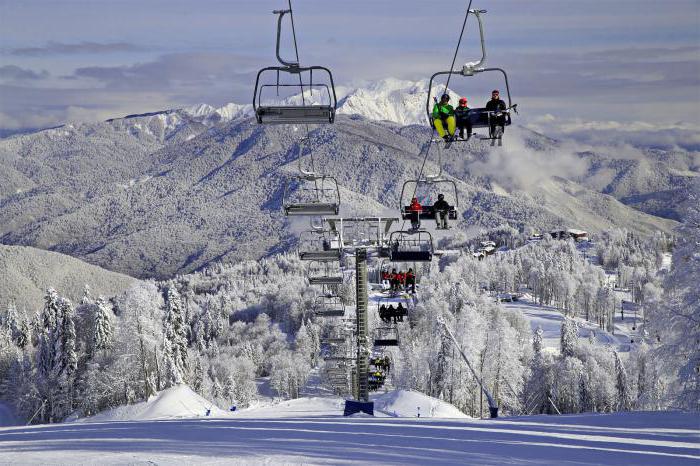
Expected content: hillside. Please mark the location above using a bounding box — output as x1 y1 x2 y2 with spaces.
0 108 679 279
0 80 689 279
0 244 138 313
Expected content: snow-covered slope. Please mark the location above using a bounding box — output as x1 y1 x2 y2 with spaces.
73 385 226 423
3 410 697 465
0 245 138 313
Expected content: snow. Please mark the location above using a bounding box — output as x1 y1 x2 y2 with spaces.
72 385 227 423
502 294 636 352
1 409 697 465
372 389 469 419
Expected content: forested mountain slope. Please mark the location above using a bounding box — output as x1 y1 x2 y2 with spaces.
0 110 677 278
0 245 138 312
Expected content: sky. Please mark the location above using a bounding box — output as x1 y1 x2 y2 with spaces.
0 0 698 146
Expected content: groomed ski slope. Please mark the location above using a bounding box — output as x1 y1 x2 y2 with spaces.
0 387 697 465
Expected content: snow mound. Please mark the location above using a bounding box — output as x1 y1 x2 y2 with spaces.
234 396 346 418
373 389 469 418
74 385 226 423
234 390 467 419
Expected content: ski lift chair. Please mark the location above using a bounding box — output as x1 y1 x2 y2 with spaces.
389 230 434 262
400 179 459 222
314 294 346 318
307 261 343 286
298 229 342 261
283 174 340 216
425 9 517 142
253 9 337 124
374 326 399 347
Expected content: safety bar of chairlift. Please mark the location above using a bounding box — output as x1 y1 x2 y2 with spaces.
425 68 513 123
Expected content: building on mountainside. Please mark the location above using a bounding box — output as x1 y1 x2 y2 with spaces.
550 229 590 242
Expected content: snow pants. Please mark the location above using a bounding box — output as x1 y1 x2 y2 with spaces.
434 116 456 138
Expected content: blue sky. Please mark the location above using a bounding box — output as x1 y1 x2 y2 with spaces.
1 0 698 145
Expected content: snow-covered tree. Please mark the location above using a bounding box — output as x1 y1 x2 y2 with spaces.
92 297 113 356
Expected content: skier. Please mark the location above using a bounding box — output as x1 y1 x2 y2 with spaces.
433 194 451 229
485 89 507 140
431 93 456 141
408 197 423 231
454 97 472 140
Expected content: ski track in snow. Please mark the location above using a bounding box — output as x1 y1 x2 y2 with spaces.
0 412 697 465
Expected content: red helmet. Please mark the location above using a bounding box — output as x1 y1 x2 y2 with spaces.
459 97 468 104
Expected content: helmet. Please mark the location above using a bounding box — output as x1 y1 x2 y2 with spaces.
459 97 467 104
438 194 445 200
441 93 450 101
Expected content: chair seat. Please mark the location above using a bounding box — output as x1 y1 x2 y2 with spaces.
299 250 341 261
374 339 399 346
256 105 335 124
315 309 345 317
390 251 433 262
285 203 339 216
309 276 343 285
402 206 457 221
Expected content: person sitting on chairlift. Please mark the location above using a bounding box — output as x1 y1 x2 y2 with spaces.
389 268 399 292
408 197 422 230
396 302 406 322
432 94 456 141
485 89 507 138
455 97 472 140
433 193 450 229
405 268 416 294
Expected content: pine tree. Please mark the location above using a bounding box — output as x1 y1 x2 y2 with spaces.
192 357 204 395
164 287 188 380
224 374 236 405
560 316 578 358
211 375 222 400
613 350 631 411
533 326 543 355
93 297 113 356
162 336 183 386
81 284 93 305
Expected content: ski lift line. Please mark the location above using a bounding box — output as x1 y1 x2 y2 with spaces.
444 0 475 93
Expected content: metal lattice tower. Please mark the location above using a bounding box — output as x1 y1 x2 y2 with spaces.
355 248 369 402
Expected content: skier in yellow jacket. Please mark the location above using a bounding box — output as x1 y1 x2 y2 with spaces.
431 93 456 141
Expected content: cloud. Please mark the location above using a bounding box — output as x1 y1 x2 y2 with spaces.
0 65 49 81
461 127 590 190
9 41 143 56
527 115 700 151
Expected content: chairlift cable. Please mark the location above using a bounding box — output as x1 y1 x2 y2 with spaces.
288 0 318 184
403 1 473 230
444 0 474 92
